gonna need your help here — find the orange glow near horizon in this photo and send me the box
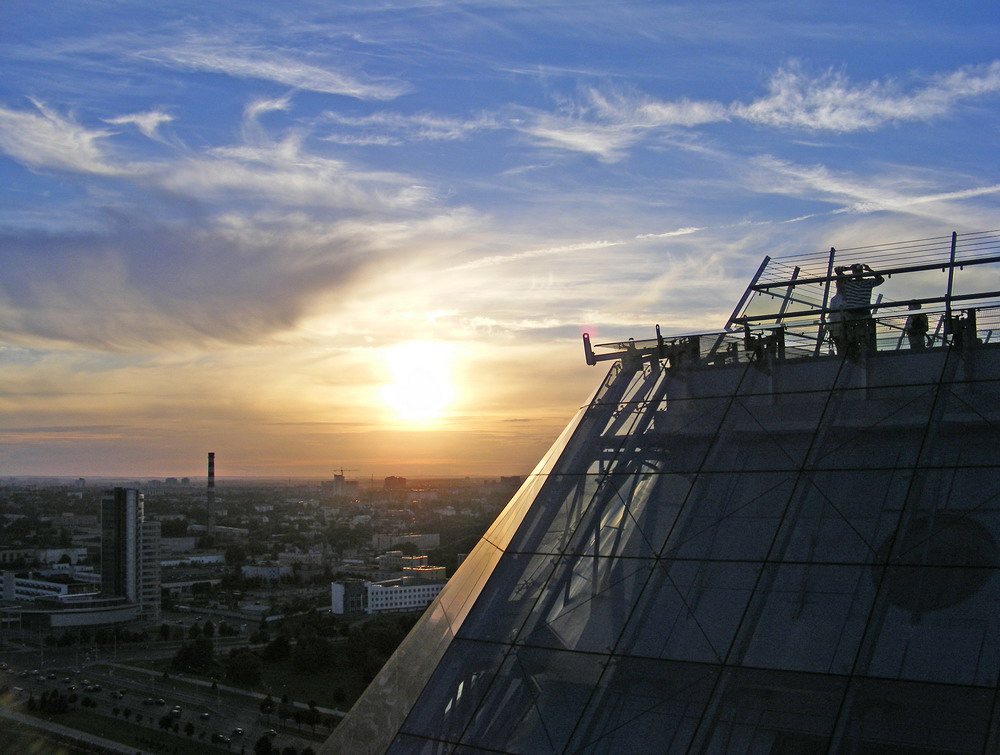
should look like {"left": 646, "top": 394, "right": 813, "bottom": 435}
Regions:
{"left": 381, "top": 341, "right": 456, "bottom": 422}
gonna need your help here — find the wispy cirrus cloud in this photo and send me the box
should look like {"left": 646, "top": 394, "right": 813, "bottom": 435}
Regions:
{"left": 0, "top": 99, "right": 124, "bottom": 175}
{"left": 733, "top": 61, "right": 1000, "bottom": 132}
{"left": 139, "top": 40, "right": 408, "bottom": 101}
{"left": 748, "top": 155, "right": 1000, "bottom": 228}
{"left": 104, "top": 109, "right": 174, "bottom": 142}
{"left": 507, "top": 61, "right": 1000, "bottom": 161}
{"left": 515, "top": 87, "right": 726, "bottom": 162}
{"left": 322, "top": 111, "right": 497, "bottom": 145}
{"left": 451, "top": 239, "right": 625, "bottom": 271}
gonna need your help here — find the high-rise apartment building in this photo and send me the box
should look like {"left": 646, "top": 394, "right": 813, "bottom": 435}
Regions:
{"left": 101, "top": 487, "right": 161, "bottom": 622}
{"left": 324, "top": 231, "right": 1000, "bottom": 754}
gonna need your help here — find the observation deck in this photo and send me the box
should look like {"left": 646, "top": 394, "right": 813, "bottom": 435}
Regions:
{"left": 583, "top": 229, "right": 1000, "bottom": 368}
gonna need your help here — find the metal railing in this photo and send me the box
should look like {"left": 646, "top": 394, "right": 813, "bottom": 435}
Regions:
{"left": 583, "top": 230, "right": 1000, "bottom": 369}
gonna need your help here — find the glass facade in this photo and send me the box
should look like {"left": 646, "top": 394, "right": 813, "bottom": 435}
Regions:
{"left": 323, "top": 234, "right": 1000, "bottom": 754}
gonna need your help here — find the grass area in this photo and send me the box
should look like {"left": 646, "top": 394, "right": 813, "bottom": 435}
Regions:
{"left": 125, "top": 646, "right": 370, "bottom": 711}
{"left": 17, "top": 704, "right": 225, "bottom": 754}
{"left": 256, "top": 647, "right": 370, "bottom": 711}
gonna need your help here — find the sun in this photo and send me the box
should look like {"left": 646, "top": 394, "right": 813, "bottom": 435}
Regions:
{"left": 381, "top": 341, "right": 456, "bottom": 422}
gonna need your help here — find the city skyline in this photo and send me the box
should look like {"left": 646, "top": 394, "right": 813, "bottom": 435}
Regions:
{"left": 3, "top": 1, "right": 1000, "bottom": 478}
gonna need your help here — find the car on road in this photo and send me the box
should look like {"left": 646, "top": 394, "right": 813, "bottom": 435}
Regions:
{"left": 232, "top": 727, "right": 244, "bottom": 736}
{"left": 211, "top": 733, "right": 231, "bottom": 744}
{"left": 265, "top": 729, "right": 277, "bottom": 737}
{"left": 200, "top": 712, "right": 211, "bottom": 721}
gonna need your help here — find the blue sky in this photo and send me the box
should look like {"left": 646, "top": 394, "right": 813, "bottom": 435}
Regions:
{"left": 2, "top": 1, "right": 999, "bottom": 478}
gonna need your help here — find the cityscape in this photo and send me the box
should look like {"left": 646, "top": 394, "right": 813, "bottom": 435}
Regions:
{"left": 3, "top": 1, "right": 1000, "bottom": 754}
{"left": 1, "top": 466, "right": 522, "bottom": 753}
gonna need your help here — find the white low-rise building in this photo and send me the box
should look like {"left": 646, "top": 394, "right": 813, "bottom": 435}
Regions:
{"left": 331, "top": 576, "right": 445, "bottom": 616}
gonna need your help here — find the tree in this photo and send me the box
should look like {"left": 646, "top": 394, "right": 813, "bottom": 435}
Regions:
{"left": 172, "top": 637, "right": 215, "bottom": 672}
{"left": 254, "top": 735, "right": 274, "bottom": 755}
{"left": 203, "top": 620, "right": 215, "bottom": 638}
{"left": 291, "top": 633, "right": 335, "bottom": 673}
{"left": 260, "top": 694, "right": 275, "bottom": 721}
{"left": 158, "top": 623, "right": 171, "bottom": 642}
{"left": 185, "top": 721, "right": 195, "bottom": 737}
{"left": 262, "top": 635, "right": 291, "bottom": 662}
{"left": 188, "top": 623, "right": 202, "bottom": 640}
{"left": 224, "top": 648, "right": 262, "bottom": 686}
{"left": 225, "top": 543, "right": 247, "bottom": 566}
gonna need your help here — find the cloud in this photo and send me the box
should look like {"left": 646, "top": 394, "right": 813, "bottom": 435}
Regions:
{"left": 0, "top": 99, "right": 124, "bottom": 175}
{"left": 105, "top": 109, "right": 174, "bottom": 141}
{"left": 732, "top": 61, "right": 1000, "bottom": 132}
{"left": 322, "top": 111, "right": 497, "bottom": 144}
{"left": 451, "top": 239, "right": 625, "bottom": 271}
{"left": 748, "top": 155, "right": 1000, "bottom": 229}
{"left": 506, "top": 61, "right": 1000, "bottom": 161}
{"left": 0, "top": 208, "right": 475, "bottom": 351}
{"left": 160, "top": 136, "right": 433, "bottom": 211}
{"left": 140, "top": 41, "right": 408, "bottom": 100}
{"left": 514, "top": 87, "right": 726, "bottom": 162}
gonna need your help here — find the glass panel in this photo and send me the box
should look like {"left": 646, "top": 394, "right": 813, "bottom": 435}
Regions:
{"left": 773, "top": 468, "right": 912, "bottom": 564}
{"left": 457, "top": 551, "right": 559, "bottom": 643}
{"left": 436, "top": 539, "right": 505, "bottom": 634}
{"left": 736, "top": 564, "right": 875, "bottom": 674}
{"left": 481, "top": 472, "right": 548, "bottom": 550}
{"left": 387, "top": 733, "right": 452, "bottom": 754}
{"left": 619, "top": 560, "right": 761, "bottom": 664}
{"left": 512, "top": 471, "right": 606, "bottom": 556}
{"left": 399, "top": 638, "right": 510, "bottom": 746}
{"left": 864, "top": 565, "right": 1000, "bottom": 686}
{"left": 648, "top": 395, "right": 732, "bottom": 474}
{"left": 807, "top": 383, "right": 939, "bottom": 471}
{"left": 515, "top": 555, "right": 654, "bottom": 653}
{"left": 695, "top": 668, "right": 846, "bottom": 753}
{"left": 565, "top": 658, "right": 719, "bottom": 754}
{"left": 662, "top": 471, "right": 797, "bottom": 560}
{"left": 458, "top": 646, "right": 608, "bottom": 754}
{"left": 557, "top": 469, "right": 667, "bottom": 560}
{"left": 837, "top": 678, "right": 992, "bottom": 753}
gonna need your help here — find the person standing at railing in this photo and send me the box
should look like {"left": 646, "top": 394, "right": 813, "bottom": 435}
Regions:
{"left": 826, "top": 291, "right": 846, "bottom": 355}
{"left": 904, "top": 302, "right": 929, "bottom": 350}
{"left": 835, "top": 263, "right": 885, "bottom": 355}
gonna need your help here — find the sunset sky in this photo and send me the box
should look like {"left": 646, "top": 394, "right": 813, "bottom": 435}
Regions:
{"left": 2, "top": 1, "right": 999, "bottom": 479}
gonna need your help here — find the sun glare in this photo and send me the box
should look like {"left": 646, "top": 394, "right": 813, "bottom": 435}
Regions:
{"left": 381, "top": 341, "right": 456, "bottom": 422}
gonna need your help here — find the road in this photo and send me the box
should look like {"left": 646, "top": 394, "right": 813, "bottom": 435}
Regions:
{"left": 1, "top": 644, "right": 331, "bottom": 753}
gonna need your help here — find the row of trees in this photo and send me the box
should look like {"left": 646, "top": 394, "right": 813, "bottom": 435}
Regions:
{"left": 43, "top": 625, "right": 148, "bottom": 647}
{"left": 157, "top": 619, "right": 240, "bottom": 642}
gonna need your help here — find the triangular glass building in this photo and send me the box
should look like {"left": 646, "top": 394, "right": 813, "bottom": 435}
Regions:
{"left": 323, "top": 230, "right": 1000, "bottom": 754}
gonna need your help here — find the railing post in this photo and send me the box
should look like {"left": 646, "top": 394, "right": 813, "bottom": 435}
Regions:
{"left": 814, "top": 247, "right": 837, "bottom": 357}
{"left": 946, "top": 231, "right": 957, "bottom": 327}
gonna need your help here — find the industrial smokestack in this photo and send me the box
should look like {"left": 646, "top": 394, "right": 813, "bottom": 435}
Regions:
{"left": 207, "top": 452, "right": 216, "bottom": 536}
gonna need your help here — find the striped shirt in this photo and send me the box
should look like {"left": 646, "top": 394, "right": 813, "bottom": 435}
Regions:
{"left": 839, "top": 274, "right": 884, "bottom": 310}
